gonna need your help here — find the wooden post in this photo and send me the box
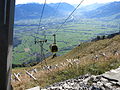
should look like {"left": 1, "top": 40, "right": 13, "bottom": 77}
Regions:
{"left": 25, "top": 70, "right": 37, "bottom": 80}
{"left": 13, "top": 73, "right": 21, "bottom": 82}
{"left": 0, "top": 0, "right": 15, "bottom": 90}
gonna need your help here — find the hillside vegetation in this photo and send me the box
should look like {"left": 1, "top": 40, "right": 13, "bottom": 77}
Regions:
{"left": 12, "top": 34, "right": 120, "bottom": 89}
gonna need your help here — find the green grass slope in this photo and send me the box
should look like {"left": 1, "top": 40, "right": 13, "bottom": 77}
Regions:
{"left": 12, "top": 34, "right": 120, "bottom": 89}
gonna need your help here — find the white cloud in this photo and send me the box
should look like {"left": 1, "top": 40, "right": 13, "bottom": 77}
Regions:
{"left": 16, "top": 0, "right": 120, "bottom": 5}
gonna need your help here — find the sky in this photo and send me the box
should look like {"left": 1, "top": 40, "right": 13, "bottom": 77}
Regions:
{"left": 16, "top": 0, "right": 120, "bottom": 5}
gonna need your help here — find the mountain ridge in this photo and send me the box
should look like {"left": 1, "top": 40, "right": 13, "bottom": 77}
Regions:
{"left": 15, "top": 3, "right": 75, "bottom": 20}
{"left": 15, "top": 1, "right": 120, "bottom": 20}
{"left": 85, "top": 1, "right": 120, "bottom": 18}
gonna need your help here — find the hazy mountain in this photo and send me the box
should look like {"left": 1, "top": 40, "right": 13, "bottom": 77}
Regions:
{"left": 49, "top": 2, "right": 74, "bottom": 12}
{"left": 79, "top": 3, "right": 105, "bottom": 12}
{"left": 73, "top": 3, "right": 105, "bottom": 17}
{"left": 85, "top": 1, "right": 120, "bottom": 18}
{"left": 72, "top": 4, "right": 78, "bottom": 7}
{"left": 15, "top": 3, "right": 75, "bottom": 20}
{"left": 15, "top": 3, "right": 56, "bottom": 20}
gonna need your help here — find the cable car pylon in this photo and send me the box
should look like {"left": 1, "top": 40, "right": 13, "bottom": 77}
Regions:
{"left": 35, "top": 39, "right": 47, "bottom": 66}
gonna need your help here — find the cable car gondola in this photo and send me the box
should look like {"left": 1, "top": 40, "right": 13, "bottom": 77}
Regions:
{"left": 49, "top": 43, "right": 58, "bottom": 52}
{"left": 49, "top": 34, "right": 58, "bottom": 53}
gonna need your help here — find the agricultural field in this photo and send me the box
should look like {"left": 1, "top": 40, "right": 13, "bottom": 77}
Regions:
{"left": 13, "top": 18, "right": 120, "bottom": 65}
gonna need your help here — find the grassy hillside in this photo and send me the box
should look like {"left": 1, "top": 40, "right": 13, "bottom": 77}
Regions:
{"left": 12, "top": 34, "right": 120, "bottom": 89}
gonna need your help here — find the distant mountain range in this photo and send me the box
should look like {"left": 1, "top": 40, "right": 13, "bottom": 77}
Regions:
{"left": 15, "top": 3, "right": 74, "bottom": 20}
{"left": 15, "top": 1, "right": 120, "bottom": 20}
{"left": 49, "top": 3, "right": 74, "bottom": 13}
{"left": 84, "top": 1, "right": 120, "bottom": 18}
{"left": 74, "top": 3, "right": 105, "bottom": 17}
{"left": 78, "top": 3, "right": 105, "bottom": 12}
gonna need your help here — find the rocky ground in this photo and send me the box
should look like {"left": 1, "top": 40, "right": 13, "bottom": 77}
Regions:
{"left": 43, "top": 75, "right": 120, "bottom": 90}
{"left": 28, "top": 67, "right": 120, "bottom": 90}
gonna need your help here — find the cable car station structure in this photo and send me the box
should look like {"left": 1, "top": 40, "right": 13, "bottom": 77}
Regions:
{"left": 0, "top": 0, "right": 15, "bottom": 90}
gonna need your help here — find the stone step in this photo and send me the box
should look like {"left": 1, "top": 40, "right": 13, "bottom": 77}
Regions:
{"left": 102, "top": 67, "right": 120, "bottom": 85}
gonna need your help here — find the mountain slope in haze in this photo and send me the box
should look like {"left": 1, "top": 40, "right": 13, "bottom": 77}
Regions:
{"left": 74, "top": 3, "right": 105, "bottom": 17}
{"left": 49, "top": 2, "right": 74, "bottom": 14}
{"left": 78, "top": 3, "right": 105, "bottom": 12}
{"left": 15, "top": 3, "right": 56, "bottom": 20}
{"left": 85, "top": 1, "right": 120, "bottom": 18}
{"left": 15, "top": 3, "right": 75, "bottom": 20}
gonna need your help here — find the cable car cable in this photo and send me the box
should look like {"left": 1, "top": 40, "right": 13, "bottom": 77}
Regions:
{"left": 47, "top": 0, "right": 62, "bottom": 37}
{"left": 34, "top": 0, "right": 47, "bottom": 43}
{"left": 54, "top": 0, "right": 85, "bottom": 34}
{"left": 52, "top": 0, "right": 62, "bottom": 18}
{"left": 49, "top": 0, "right": 84, "bottom": 55}
{"left": 36, "top": 0, "right": 47, "bottom": 36}
{"left": 34, "top": 0, "right": 49, "bottom": 67}
{"left": 46, "top": 0, "right": 63, "bottom": 54}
